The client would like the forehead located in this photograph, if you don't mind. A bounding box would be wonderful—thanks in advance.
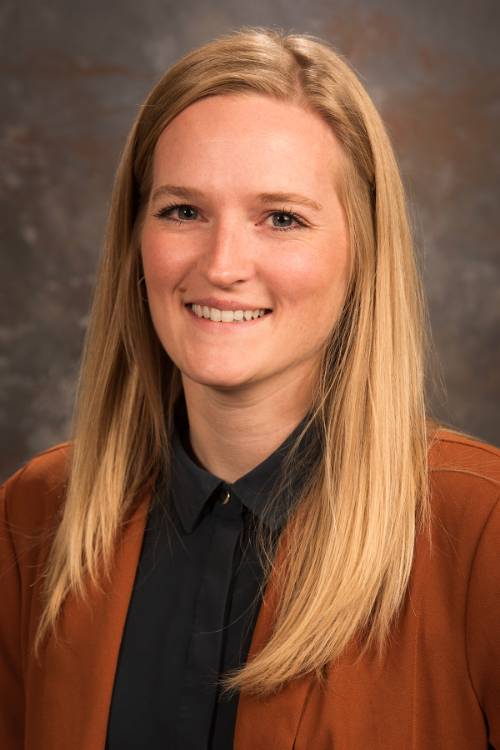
[152,94,344,192]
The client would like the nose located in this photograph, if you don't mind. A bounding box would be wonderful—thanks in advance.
[197,219,254,288]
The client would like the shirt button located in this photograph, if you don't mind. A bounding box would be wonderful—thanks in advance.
[220,487,231,505]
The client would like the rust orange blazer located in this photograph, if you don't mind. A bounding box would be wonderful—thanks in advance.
[1,428,499,749]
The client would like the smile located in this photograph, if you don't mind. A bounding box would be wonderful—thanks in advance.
[187,303,272,323]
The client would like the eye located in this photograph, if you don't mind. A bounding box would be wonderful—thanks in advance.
[153,203,198,223]
[268,208,306,232]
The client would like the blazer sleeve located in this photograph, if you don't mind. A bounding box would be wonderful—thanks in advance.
[0,473,25,749]
[466,493,500,749]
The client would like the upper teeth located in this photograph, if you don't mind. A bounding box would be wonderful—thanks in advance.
[190,304,268,322]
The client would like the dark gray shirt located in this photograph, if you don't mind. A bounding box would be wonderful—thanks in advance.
[105,395,319,749]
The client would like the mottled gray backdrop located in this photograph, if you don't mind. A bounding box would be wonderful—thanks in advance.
[1,0,499,480]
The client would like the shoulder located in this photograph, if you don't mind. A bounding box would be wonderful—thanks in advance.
[1,442,73,531]
[424,426,500,578]
[429,426,500,483]
[428,426,500,515]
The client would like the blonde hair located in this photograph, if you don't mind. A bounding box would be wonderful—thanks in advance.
[34,26,439,697]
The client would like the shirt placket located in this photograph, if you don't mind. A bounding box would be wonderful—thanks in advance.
[177,484,243,748]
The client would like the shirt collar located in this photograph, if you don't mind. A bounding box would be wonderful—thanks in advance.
[168,395,320,535]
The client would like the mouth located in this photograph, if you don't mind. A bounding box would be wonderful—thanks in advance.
[184,302,273,324]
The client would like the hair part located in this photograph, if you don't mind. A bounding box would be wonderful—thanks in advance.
[34,25,439,697]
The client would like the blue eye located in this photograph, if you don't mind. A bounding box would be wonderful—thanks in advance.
[270,209,305,231]
[153,203,198,223]
[153,203,306,231]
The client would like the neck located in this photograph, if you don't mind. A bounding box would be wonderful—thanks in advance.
[180,368,316,483]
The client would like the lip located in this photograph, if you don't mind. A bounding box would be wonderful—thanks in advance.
[184,297,272,311]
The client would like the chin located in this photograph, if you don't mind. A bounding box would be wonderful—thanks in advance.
[182,364,258,390]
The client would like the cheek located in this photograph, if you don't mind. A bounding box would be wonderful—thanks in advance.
[274,241,349,316]
[140,226,189,290]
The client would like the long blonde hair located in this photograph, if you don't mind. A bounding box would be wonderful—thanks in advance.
[34,26,438,697]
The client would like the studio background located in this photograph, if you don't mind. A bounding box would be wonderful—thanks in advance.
[1,0,499,480]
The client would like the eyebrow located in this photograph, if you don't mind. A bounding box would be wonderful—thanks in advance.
[151,184,323,212]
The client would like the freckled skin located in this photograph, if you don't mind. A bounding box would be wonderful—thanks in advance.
[140,93,350,397]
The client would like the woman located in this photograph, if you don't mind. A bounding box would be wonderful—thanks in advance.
[1,26,499,750]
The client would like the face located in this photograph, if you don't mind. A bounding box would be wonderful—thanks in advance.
[140,93,350,396]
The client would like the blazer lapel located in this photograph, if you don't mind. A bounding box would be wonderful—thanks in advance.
[26,489,151,750]
[234,526,315,750]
